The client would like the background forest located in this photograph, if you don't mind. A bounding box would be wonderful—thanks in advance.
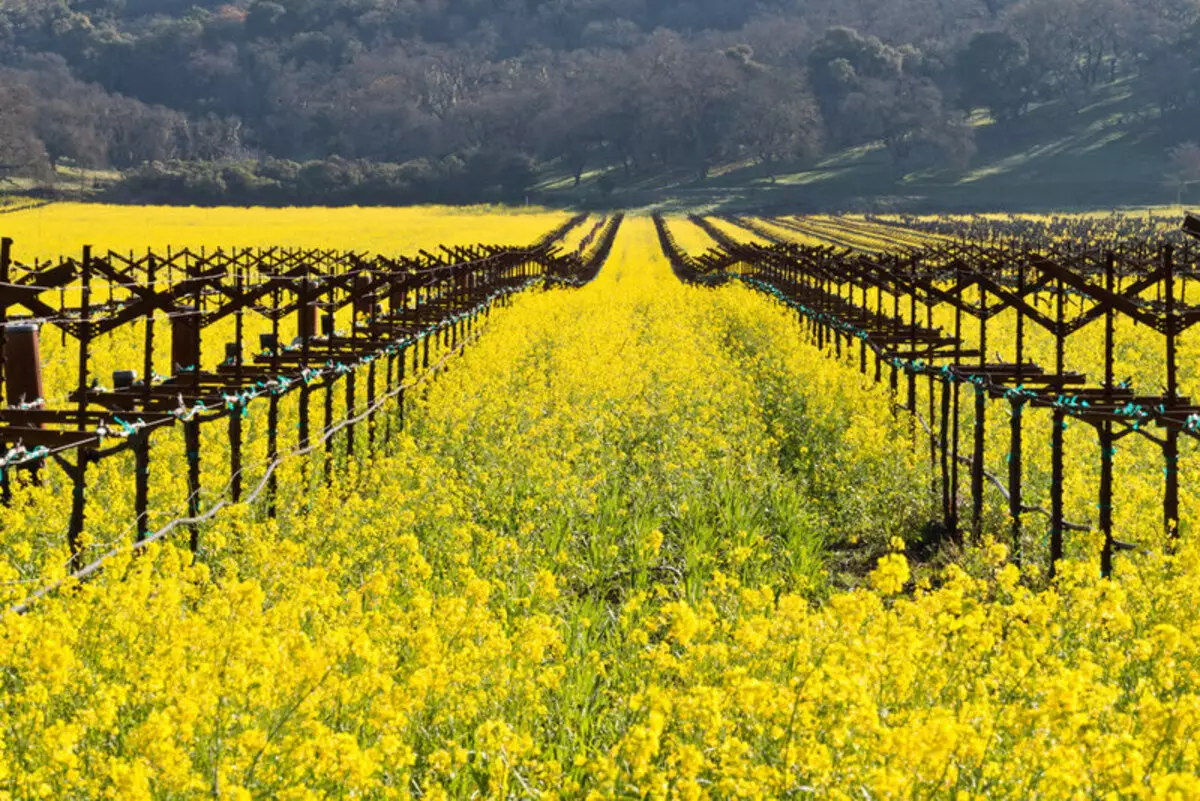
[2,0,1200,209]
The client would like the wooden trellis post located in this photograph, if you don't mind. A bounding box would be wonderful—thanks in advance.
[0,222,597,566]
[185,251,203,553]
[67,245,92,567]
[229,257,245,503]
[950,262,964,539]
[135,252,157,540]
[1100,252,1117,578]
[1009,257,1027,566]
[266,282,281,519]
[971,286,989,539]
[0,237,10,505]
[1050,277,1066,575]
[1163,245,1180,544]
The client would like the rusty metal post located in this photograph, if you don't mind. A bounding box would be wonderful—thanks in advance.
[298,286,320,343]
[353,271,372,317]
[4,323,44,409]
[171,306,199,375]
[4,321,46,488]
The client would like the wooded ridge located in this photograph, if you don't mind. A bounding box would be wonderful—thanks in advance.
[1,0,1198,206]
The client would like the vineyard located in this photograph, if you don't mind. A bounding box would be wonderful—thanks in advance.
[658,212,1200,577]
[1,207,1200,798]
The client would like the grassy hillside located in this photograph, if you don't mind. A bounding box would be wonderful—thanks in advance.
[2,80,1187,215]
[544,80,1190,214]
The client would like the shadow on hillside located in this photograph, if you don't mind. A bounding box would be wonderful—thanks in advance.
[540,81,1181,214]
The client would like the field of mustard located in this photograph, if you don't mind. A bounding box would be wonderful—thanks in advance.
[0,203,571,261]
[730,214,1200,563]
[2,211,1200,799]
[0,204,573,581]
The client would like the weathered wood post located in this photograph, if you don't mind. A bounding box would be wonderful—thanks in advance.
[67,245,93,566]
[229,257,245,503]
[135,252,157,539]
[1100,251,1117,578]
[266,276,281,518]
[0,237,9,504]
[185,252,203,553]
[971,284,989,539]
[1009,257,1026,567]
[950,261,964,540]
[1163,245,1180,545]
[1050,277,1066,576]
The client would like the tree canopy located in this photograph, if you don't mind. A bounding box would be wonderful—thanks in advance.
[1,0,1198,202]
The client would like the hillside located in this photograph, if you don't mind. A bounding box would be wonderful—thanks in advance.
[546,79,1190,213]
[1,0,1199,210]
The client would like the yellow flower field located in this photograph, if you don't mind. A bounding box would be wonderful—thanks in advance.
[682,214,1200,563]
[0,203,570,261]
[1,210,1200,799]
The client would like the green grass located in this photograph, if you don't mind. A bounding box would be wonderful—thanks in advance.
[0,164,119,206]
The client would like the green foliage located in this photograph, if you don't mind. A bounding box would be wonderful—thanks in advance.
[108,152,541,205]
[957,31,1034,120]
[2,0,1200,205]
